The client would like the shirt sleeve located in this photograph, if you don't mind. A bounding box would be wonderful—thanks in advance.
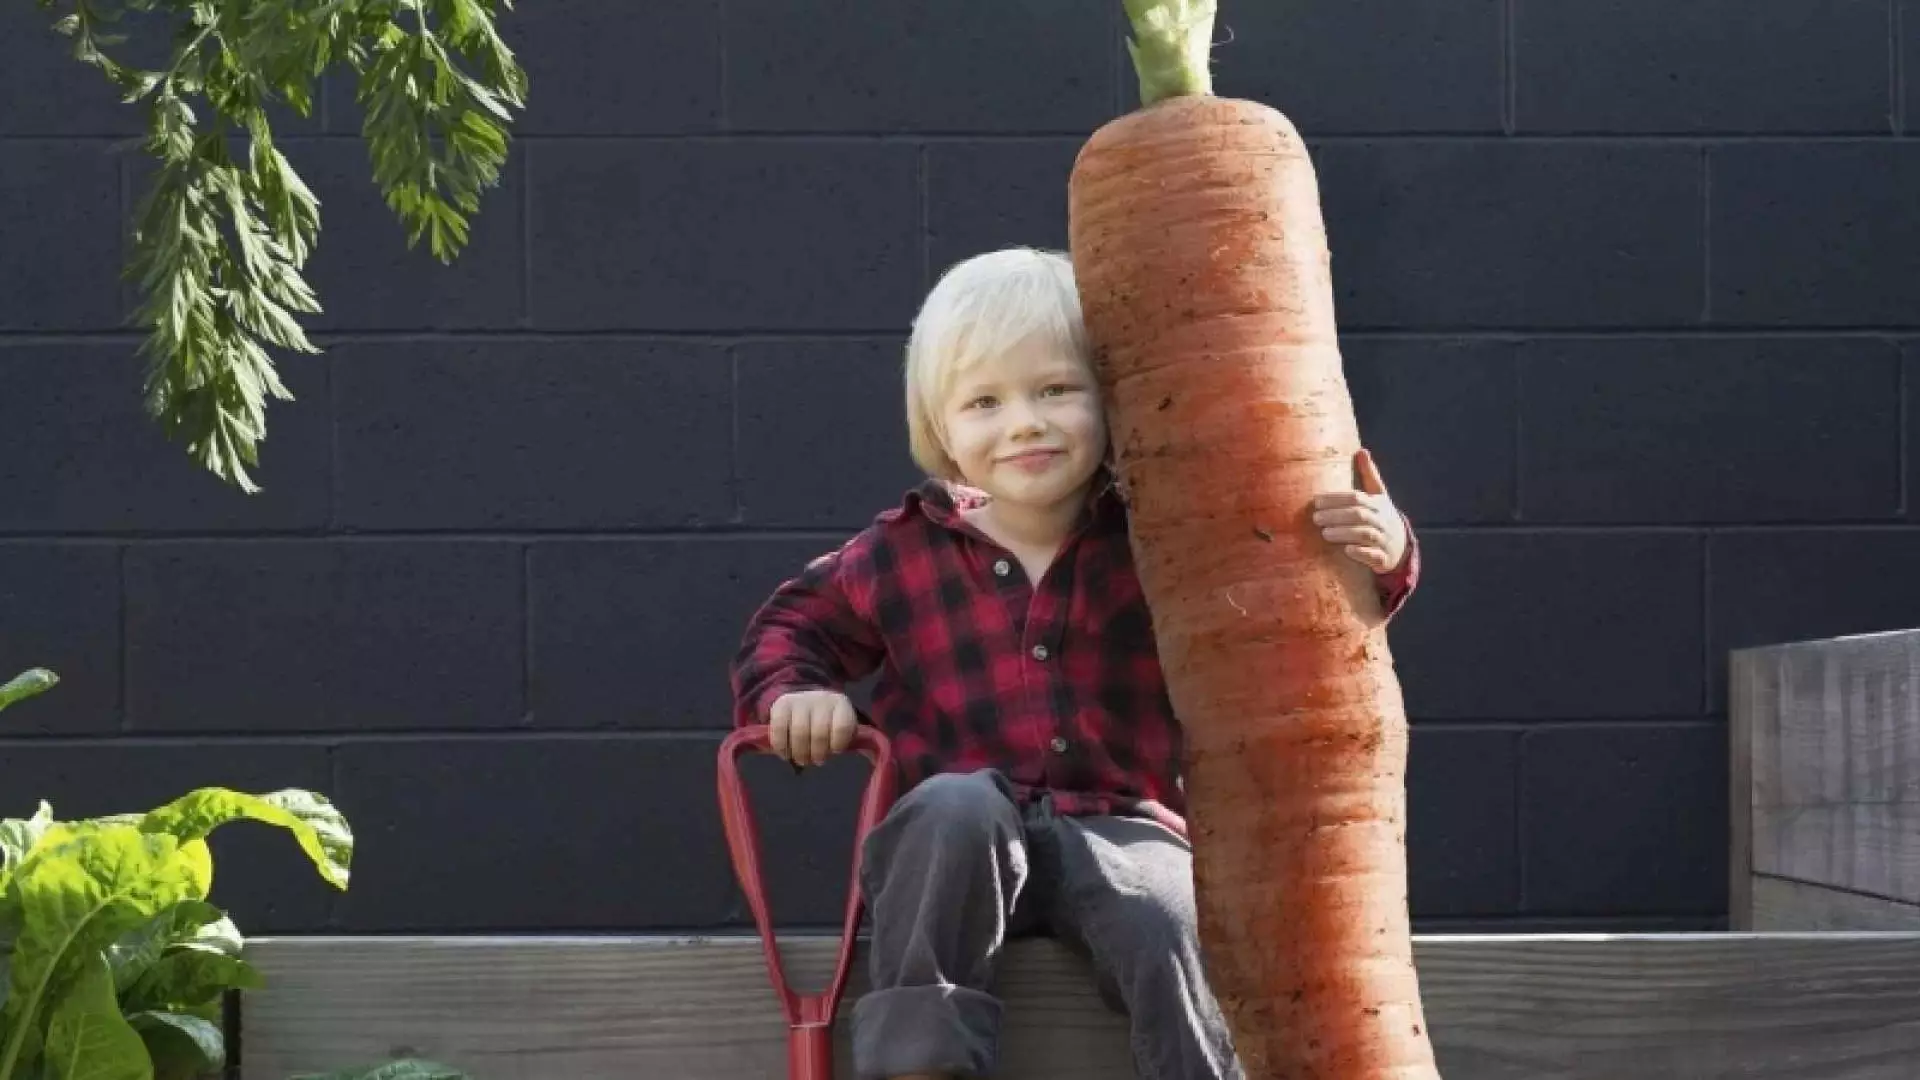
[729,541,886,728]
[1373,511,1421,621]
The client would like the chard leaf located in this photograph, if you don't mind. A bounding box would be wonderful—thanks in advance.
[106,901,228,995]
[0,827,205,1080]
[137,789,350,890]
[122,950,261,1014]
[184,913,241,958]
[28,827,212,905]
[128,1009,223,1080]
[0,671,57,714]
[1,804,56,889]
[43,955,150,1080]
[0,896,19,1014]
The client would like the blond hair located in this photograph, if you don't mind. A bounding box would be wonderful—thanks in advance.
[903,247,1091,479]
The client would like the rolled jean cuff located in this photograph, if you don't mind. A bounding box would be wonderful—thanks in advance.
[851,982,1001,1079]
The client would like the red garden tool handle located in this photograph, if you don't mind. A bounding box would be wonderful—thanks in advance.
[717,723,897,1080]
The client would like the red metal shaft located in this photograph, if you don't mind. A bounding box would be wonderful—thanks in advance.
[788,1024,835,1080]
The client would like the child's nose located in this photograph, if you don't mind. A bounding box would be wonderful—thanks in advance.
[1004,400,1044,431]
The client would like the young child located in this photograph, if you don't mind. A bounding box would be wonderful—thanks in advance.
[730,247,1419,1080]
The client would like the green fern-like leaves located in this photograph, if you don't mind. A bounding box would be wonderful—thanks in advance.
[37,0,526,491]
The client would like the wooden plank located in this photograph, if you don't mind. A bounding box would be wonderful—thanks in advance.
[1730,629,1920,912]
[1751,874,1920,931]
[1728,644,1762,929]
[236,933,1920,1080]
[1755,804,1920,901]
[237,934,1134,1080]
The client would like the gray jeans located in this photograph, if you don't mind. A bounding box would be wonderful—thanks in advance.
[850,769,1242,1080]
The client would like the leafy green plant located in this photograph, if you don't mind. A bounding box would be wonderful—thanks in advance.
[31,0,527,492]
[0,669,468,1080]
[0,671,57,714]
[0,787,349,1080]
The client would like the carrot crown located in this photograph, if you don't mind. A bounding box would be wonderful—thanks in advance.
[1122,0,1216,106]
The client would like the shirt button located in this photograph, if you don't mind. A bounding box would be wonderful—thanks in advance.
[993,559,1011,577]
[1031,644,1050,661]
[1050,736,1068,753]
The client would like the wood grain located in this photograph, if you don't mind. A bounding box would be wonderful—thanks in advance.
[1731,629,1920,926]
[236,932,1920,1079]
[1750,875,1920,931]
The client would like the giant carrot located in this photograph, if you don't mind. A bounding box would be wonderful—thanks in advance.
[1067,2,1443,1077]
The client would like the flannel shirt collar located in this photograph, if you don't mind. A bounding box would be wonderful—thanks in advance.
[901,465,1127,537]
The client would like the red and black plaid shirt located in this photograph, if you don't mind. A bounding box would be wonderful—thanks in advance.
[730,474,1420,837]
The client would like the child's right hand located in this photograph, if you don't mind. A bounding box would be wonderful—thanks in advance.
[768,689,858,767]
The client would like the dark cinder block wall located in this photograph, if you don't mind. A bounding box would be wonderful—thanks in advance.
[4,1,1918,935]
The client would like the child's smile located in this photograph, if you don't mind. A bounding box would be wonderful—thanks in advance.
[1001,448,1067,473]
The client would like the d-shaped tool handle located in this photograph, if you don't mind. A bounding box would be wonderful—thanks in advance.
[718,724,897,1080]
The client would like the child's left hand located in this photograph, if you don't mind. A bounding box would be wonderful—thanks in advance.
[1311,449,1407,574]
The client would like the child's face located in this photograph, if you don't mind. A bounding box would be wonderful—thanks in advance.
[939,334,1106,512]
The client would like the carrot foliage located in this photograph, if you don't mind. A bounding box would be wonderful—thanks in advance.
[28,1,527,492]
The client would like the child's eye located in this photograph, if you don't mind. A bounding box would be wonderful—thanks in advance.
[967,395,998,410]
[1042,383,1079,397]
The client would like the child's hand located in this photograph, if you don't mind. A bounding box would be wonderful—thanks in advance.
[1311,449,1407,574]
[768,689,858,767]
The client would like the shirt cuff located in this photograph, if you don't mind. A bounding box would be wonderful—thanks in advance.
[1373,512,1420,620]
[1128,798,1189,842]
[739,672,832,729]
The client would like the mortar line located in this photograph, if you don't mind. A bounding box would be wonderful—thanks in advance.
[1511,345,1525,521]
[1514,727,1530,910]
[1701,148,1714,323]
[729,346,745,523]
[518,146,533,328]
[327,742,344,928]
[326,345,342,531]
[1899,348,1911,516]
[521,543,536,728]
[520,147,533,327]
[1502,0,1517,135]
[717,0,731,131]
[1894,0,1905,134]
[919,144,932,292]
[117,543,130,732]
[117,151,132,324]
[1701,531,1714,716]
[323,345,339,530]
